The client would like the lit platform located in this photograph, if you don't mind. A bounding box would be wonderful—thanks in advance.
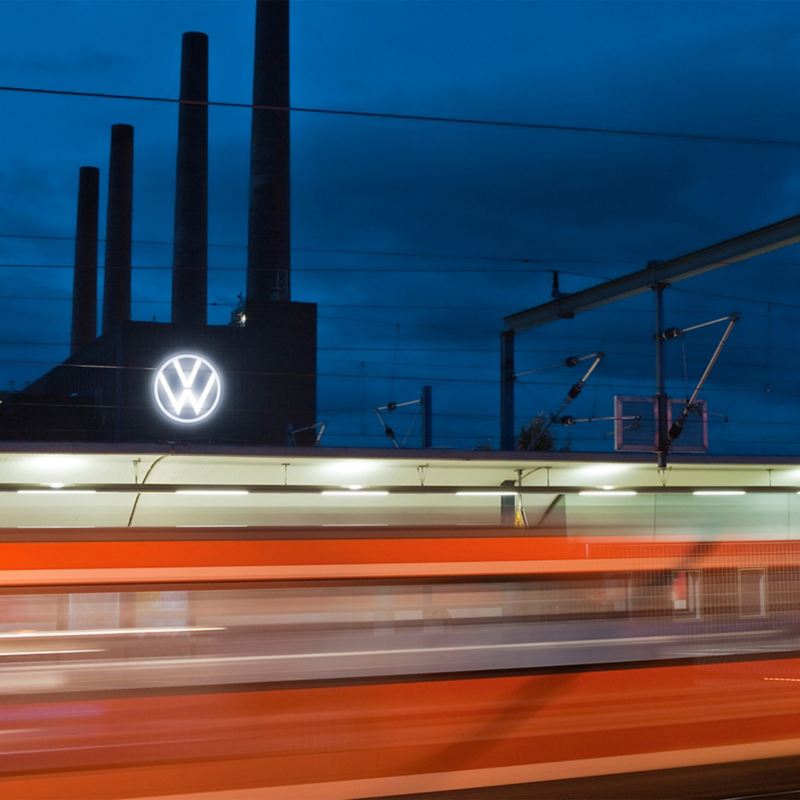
[0,443,799,530]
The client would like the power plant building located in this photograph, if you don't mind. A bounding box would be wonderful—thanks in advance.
[0,1,317,446]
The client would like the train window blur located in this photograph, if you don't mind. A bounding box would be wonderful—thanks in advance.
[134,591,189,628]
[739,569,767,617]
[0,593,61,633]
[1,565,796,697]
[547,492,792,539]
[67,592,121,629]
[672,571,701,618]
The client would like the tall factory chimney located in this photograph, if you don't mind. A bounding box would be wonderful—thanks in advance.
[172,31,209,327]
[71,166,99,353]
[102,123,134,334]
[246,0,290,319]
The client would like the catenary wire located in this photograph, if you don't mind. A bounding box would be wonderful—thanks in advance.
[0,361,793,397]
[0,231,643,268]
[2,84,800,149]
[0,261,617,280]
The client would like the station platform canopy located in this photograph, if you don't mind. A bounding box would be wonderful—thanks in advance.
[1,443,799,532]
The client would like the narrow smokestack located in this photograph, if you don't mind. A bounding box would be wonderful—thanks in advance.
[246,0,290,318]
[172,31,208,327]
[102,124,134,334]
[71,166,99,353]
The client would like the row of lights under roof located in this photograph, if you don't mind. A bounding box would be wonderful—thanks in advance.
[15,488,753,497]
[459,490,749,497]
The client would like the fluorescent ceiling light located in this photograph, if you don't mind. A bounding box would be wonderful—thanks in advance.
[580,489,637,497]
[175,490,249,496]
[693,490,746,496]
[321,490,389,497]
[456,491,518,497]
[17,489,96,495]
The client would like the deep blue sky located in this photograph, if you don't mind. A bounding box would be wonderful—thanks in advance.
[2,0,800,453]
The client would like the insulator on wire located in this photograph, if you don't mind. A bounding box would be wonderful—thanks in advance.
[567,383,582,399]
[565,356,579,367]
[387,401,397,411]
[662,327,682,340]
[669,420,684,440]
[559,415,576,426]
[384,426,395,439]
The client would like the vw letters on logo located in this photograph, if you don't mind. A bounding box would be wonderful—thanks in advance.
[153,354,222,424]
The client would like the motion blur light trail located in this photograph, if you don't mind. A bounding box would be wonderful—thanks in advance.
[2,528,800,798]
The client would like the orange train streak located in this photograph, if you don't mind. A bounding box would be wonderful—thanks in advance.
[1,531,797,582]
[3,658,800,799]
[3,530,800,797]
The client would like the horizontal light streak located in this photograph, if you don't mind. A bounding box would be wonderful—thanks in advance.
[579,490,638,497]
[320,490,389,497]
[4,484,800,495]
[456,491,518,497]
[693,490,747,496]
[55,628,774,667]
[0,648,104,657]
[17,490,96,495]
[0,626,225,640]
[174,490,249,496]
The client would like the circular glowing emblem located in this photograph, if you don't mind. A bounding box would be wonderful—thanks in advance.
[152,353,222,424]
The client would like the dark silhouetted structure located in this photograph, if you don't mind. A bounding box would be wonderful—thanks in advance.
[246,0,291,314]
[0,5,317,446]
[102,124,134,335]
[172,31,208,328]
[71,166,99,354]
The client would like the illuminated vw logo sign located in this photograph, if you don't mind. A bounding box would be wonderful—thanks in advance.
[152,353,222,424]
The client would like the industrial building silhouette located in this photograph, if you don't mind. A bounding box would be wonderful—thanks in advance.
[0,0,317,445]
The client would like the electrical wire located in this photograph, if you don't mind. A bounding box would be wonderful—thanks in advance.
[2,84,800,149]
[7,230,800,275]
[0,231,644,268]
[0,261,617,281]
[0,358,793,395]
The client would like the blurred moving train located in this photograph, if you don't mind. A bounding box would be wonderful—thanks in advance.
[2,527,800,799]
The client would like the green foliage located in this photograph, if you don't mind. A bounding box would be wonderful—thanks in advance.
[517,414,555,452]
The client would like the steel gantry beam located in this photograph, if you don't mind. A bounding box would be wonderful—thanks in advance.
[500,213,800,450]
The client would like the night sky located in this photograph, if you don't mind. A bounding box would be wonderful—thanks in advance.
[3,0,800,453]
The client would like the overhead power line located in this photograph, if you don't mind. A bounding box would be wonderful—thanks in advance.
[0,359,783,395]
[0,291,794,322]
[0,231,642,269]
[2,84,800,149]
[0,261,613,279]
